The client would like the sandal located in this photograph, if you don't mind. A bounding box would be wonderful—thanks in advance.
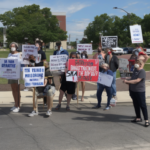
[55,104,61,110]
[145,121,149,127]
[66,106,70,111]
[131,118,142,123]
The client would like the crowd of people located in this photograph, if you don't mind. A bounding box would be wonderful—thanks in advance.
[7,41,150,127]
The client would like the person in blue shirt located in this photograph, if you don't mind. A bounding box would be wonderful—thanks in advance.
[93,63,113,110]
[53,41,69,56]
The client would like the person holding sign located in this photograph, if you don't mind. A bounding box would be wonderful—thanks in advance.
[55,52,77,111]
[123,60,149,127]
[7,42,21,113]
[93,47,105,60]
[105,48,119,100]
[93,63,113,110]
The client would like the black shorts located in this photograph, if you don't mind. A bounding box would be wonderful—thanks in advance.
[60,74,76,95]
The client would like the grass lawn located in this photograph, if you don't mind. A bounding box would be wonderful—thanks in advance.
[146,58,150,63]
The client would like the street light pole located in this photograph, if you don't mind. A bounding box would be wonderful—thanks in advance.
[99,32,102,47]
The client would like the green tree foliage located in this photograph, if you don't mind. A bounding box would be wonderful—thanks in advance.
[0,27,3,46]
[84,13,142,48]
[0,4,67,44]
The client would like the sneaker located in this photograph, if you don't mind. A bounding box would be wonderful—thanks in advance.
[12,107,20,113]
[72,94,77,100]
[104,106,110,111]
[28,110,38,117]
[66,106,70,111]
[55,104,61,110]
[46,110,52,116]
[10,106,16,111]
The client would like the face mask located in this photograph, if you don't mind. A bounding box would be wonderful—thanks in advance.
[108,51,111,55]
[11,47,16,52]
[134,64,140,69]
[138,48,141,52]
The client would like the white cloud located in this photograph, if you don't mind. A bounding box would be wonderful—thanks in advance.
[129,1,139,5]
[109,13,115,16]
[67,19,90,41]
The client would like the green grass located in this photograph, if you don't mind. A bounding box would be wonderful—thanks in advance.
[146,58,150,63]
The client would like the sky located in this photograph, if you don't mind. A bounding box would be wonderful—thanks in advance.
[0,0,150,41]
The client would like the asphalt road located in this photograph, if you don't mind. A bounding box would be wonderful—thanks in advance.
[1,103,150,150]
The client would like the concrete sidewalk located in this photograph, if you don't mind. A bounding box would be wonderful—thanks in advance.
[1,80,150,106]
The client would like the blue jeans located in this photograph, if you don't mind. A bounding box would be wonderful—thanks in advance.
[97,83,112,107]
[111,71,117,96]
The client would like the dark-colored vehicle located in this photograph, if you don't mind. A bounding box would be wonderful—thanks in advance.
[128,47,134,54]
[122,47,128,54]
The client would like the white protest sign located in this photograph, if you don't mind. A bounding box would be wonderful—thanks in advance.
[22,45,38,64]
[23,67,45,87]
[101,36,118,48]
[77,44,93,54]
[50,55,68,71]
[0,58,20,79]
[130,25,143,43]
[119,58,129,71]
[97,72,113,87]
[66,71,78,82]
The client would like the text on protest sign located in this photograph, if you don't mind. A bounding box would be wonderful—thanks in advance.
[50,55,68,71]
[23,67,45,87]
[22,45,38,64]
[77,44,93,54]
[68,59,99,82]
[97,72,113,87]
[130,25,143,43]
[0,58,20,79]
[101,36,118,48]
[66,71,78,82]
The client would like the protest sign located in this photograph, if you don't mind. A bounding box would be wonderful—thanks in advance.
[22,45,38,64]
[68,59,99,82]
[0,58,20,79]
[50,55,68,71]
[130,25,143,43]
[66,71,78,82]
[101,36,118,48]
[97,72,113,87]
[23,67,45,87]
[77,44,93,54]
[119,58,130,79]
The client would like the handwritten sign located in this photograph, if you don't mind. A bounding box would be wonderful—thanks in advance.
[22,45,38,64]
[77,44,93,54]
[0,58,20,79]
[66,71,78,82]
[130,25,143,43]
[97,72,113,87]
[68,59,99,82]
[50,55,68,71]
[101,36,118,48]
[23,67,45,87]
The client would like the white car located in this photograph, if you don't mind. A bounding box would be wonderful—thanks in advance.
[112,47,124,55]
[144,48,150,55]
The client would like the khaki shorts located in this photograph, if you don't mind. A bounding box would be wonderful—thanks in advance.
[36,86,55,97]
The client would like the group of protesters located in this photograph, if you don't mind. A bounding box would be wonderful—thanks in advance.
[7,40,150,127]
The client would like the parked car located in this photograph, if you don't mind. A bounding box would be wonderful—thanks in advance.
[143,48,150,55]
[112,47,124,55]
[122,47,129,54]
[127,47,134,54]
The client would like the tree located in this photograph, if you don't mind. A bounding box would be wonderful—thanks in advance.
[0,4,67,44]
[0,27,3,46]
[84,13,142,48]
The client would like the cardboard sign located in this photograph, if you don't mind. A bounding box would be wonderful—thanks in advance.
[50,55,68,71]
[77,44,93,54]
[22,45,38,64]
[68,59,99,82]
[0,58,20,79]
[97,72,113,87]
[130,25,143,43]
[23,67,45,87]
[101,36,118,48]
[66,71,78,82]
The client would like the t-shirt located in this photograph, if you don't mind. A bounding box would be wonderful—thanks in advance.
[129,69,146,92]
[35,49,46,66]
